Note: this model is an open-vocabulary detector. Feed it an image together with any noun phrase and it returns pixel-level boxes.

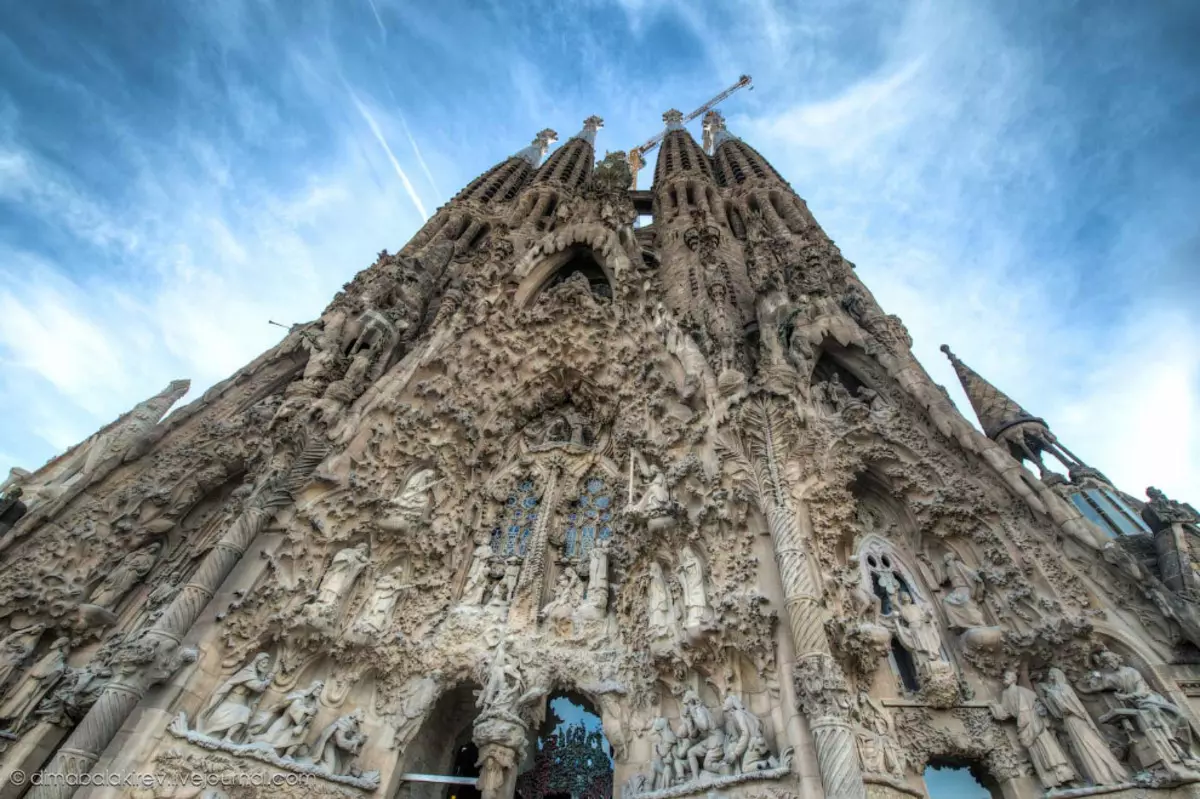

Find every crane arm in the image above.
[629,74,752,189]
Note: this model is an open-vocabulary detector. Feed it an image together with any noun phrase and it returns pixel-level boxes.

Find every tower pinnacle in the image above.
[663,109,685,131]
[573,116,604,145]
[514,128,559,166]
[702,109,735,154]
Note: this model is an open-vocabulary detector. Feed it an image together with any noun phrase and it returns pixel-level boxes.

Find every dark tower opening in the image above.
[546,248,613,299]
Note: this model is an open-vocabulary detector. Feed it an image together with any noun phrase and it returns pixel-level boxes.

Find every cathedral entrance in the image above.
[515,692,613,799]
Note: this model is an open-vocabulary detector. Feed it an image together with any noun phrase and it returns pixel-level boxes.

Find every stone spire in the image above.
[939,345,1041,439]
[663,109,685,131]
[514,128,559,167]
[571,115,604,146]
[940,344,1104,484]
[702,109,736,153]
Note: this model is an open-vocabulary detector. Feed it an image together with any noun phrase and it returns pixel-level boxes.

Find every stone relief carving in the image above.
[195,652,275,742]
[1037,667,1129,786]
[352,571,408,637]
[377,468,438,534]
[990,670,1077,789]
[305,544,370,628]
[0,636,69,733]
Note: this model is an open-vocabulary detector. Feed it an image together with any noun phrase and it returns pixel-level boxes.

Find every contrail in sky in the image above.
[398,112,442,201]
[364,0,386,42]
[353,97,428,221]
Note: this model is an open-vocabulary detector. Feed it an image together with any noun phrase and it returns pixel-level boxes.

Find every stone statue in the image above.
[353,572,408,635]
[476,641,524,714]
[540,569,582,630]
[941,552,986,630]
[0,637,68,733]
[722,695,775,773]
[650,717,680,790]
[38,662,112,726]
[891,592,942,662]
[1143,487,1199,533]
[647,563,679,651]
[378,469,438,533]
[825,373,853,411]
[309,543,370,621]
[679,690,723,781]
[86,543,161,613]
[578,536,610,618]
[854,692,905,779]
[248,679,323,758]
[1077,651,1196,775]
[390,670,442,750]
[631,467,671,518]
[677,546,714,630]
[990,671,1077,788]
[312,708,368,776]
[196,653,274,742]
[461,537,495,606]
[1038,668,1128,786]
[0,625,44,690]
[487,558,521,608]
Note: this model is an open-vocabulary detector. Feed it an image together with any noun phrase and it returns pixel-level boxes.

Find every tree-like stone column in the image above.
[26,442,321,799]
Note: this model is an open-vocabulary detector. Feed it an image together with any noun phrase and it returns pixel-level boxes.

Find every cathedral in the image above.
[1,106,1199,799]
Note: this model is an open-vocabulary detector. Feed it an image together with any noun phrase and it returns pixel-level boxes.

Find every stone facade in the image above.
[0,109,1198,799]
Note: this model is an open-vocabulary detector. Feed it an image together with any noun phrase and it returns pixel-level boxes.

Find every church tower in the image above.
[2,103,1199,799]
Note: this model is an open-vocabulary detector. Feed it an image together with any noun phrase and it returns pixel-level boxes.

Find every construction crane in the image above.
[628,74,752,190]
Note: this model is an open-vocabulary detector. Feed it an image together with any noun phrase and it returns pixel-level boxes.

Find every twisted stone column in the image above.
[27,455,310,799]
[509,466,560,627]
[766,504,866,799]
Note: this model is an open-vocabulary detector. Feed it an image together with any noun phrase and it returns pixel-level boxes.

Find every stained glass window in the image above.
[564,477,614,561]
[491,480,539,557]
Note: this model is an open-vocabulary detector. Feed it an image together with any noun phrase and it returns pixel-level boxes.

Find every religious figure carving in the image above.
[196,653,274,742]
[37,662,112,727]
[461,536,496,606]
[312,708,368,776]
[650,717,680,790]
[0,637,68,733]
[890,591,942,662]
[308,543,370,623]
[390,671,442,750]
[0,625,44,691]
[630,467,671,519]
[1077,651,1198,778]
[476,642,525,715]
[378,469,438,534]
[485,558,521,608]
[647,563,679,652]
[990,671,1077,788]
[854,693,905,779]
[678,546,715,630]
[679,690,724,780]
[1038,668,1129,786]
[540,568,582,632]
[578,536,610,619]
[353,572,408,636]
[81,543,161,625]
[722,695,775,774]
[941,552,986,630]
[248,679,323,758]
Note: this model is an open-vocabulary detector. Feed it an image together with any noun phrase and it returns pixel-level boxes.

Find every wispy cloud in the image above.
[352,96,429,221]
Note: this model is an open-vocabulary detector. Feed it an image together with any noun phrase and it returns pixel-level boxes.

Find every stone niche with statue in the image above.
[0,112,1198,799]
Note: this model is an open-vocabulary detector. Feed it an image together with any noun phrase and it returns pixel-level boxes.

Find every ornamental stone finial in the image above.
[702,109,735,153]
[574,116,604,146]
[515,129,559,166]
[663,109,685,131]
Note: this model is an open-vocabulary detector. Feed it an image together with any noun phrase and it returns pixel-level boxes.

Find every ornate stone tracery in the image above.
[0,113,1191,799]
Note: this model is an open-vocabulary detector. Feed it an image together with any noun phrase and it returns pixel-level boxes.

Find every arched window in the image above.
[516,693,613,799]
[924,759,1000,799]
[565,477,614,560]
[859,537,931,694]
[492,480,540,557]
[1068,488,1150,537]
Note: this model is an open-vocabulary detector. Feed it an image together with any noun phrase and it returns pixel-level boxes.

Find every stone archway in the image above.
[515,692,613,799]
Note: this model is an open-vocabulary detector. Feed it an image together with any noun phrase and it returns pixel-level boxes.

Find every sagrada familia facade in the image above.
[0,108,1198,799]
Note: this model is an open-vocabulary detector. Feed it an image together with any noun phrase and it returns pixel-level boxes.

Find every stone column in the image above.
[768,502,867,799]
[25,448,316,799]
[509,464,561,627]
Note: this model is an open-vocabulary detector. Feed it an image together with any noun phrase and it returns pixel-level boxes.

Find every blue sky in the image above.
[0,0,1197,502]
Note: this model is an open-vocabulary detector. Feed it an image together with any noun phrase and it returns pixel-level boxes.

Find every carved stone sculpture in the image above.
[722,695,775,773]
[941,552,986,630]
[678,545,714,631]
[540,568,582,631]
[196,653,274,742]
[0,625,45,691]
[390,670,442,751]
[1038,667,1129,786]
[311,708,368,776]
[307,543,370,624]
[854,693,905,780]
[0,637,69,733]
[353,572,407,636]
[990,670,1077,788]
[461,536,496,606]
[647,562,679,652]
[248,679,323,758]
[378,469,438,534]
[890,591,942,662]
[650,717,680,790]
[1077,651,1198,779]
[80,543,161,626]
[578,536,610,619]
[679,690,723,780]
